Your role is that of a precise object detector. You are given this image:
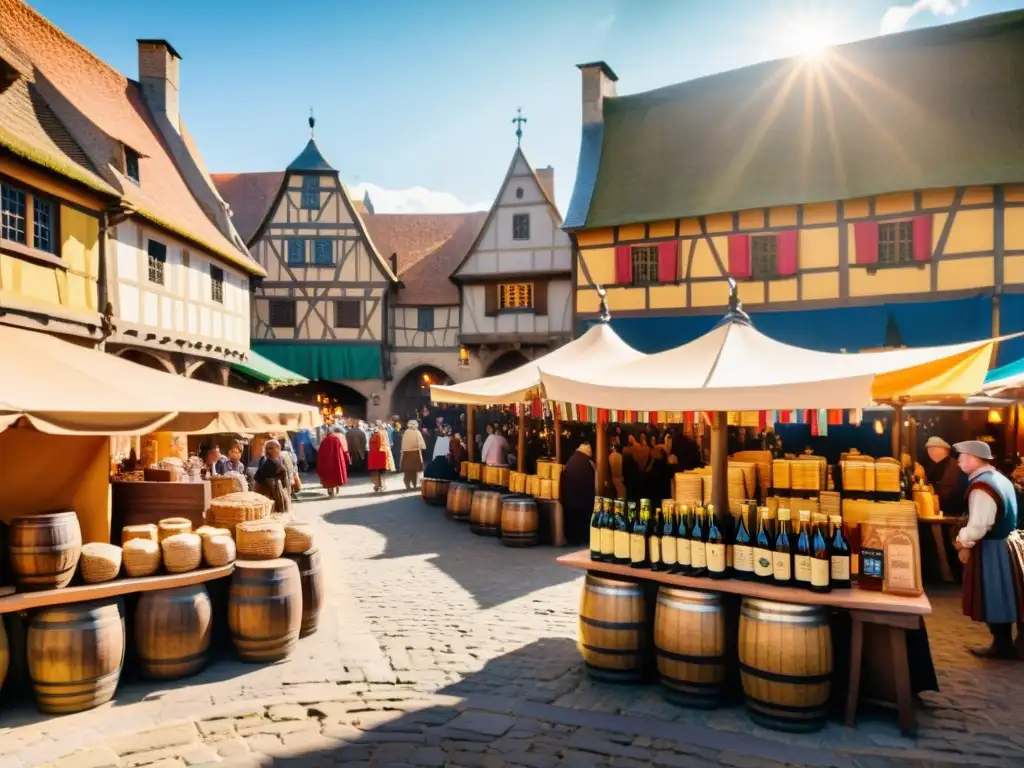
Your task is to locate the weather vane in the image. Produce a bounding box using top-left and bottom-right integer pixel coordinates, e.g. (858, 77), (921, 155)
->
(722, 276), (751, 326)
(309, 108), (315, 138)
(512, 108), (527, 147)
(595, 284), (611, 324)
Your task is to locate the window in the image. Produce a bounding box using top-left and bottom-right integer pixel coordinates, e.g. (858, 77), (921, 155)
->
(287, 238), (305, 266)
(313, 239), (333, 266)
(630, 246), (659, 284)
(750, 235), (777, 280)
(878, 221), (914, 266)
(147, 240), (166, 285)
(301, 176), (320, 210)
(417, 307), (434, 331)
(124, 147), (140, 183)
(499, 282), (532, 310)
(269, 299), (296, 328)
(512, 213), (530, 240)
(210, 265), (224, 304)
(1, 182), (27, 244)
(334, 299), (361, 328)
(32, 197), (55, 253)
(515, 187), (524, 199)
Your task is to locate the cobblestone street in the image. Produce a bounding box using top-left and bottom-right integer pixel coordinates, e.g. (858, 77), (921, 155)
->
(2, 476), (1024, 767)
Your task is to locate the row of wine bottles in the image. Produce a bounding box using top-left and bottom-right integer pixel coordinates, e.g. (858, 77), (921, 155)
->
(589, 497), (851, 593)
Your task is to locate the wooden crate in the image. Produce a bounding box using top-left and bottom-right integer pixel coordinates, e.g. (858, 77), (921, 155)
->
(111, 480), (211, 544)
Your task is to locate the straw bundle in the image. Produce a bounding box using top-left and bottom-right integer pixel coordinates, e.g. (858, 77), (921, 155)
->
(161, 533), (203, 573)
(842, 498), (917, 526)
(483, 466), (496, 485)
(538, 478), (554, 500)
(673, 473), (703, 505)
(202, 534), (236, 567)
(158, 517), (192, 542)
(122, 538), (161, 577)
(733, 451), (773, 495)
(235, 520), (286, 560)
(284, 521), (314, 554)
(121, 524), (158, 545)
(819, 491), (842, 519)
(536, 461), (552, 480)
(875, 461), (902, 494)
(841, 461), (875, 492)
(550, 464), (563, 487)
(467, 463), (482, 482)
(772, 460), (791, 489)
(80, 543), (122, 584)
(790, 460), (822, 491)
(526, 475), (540, 497)
(729, 462), (757, 499)
(206, 491), (273, 535)
(460, 461), (468, 478)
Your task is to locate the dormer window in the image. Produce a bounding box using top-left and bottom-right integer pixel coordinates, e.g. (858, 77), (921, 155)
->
(124, 146), (140, 183)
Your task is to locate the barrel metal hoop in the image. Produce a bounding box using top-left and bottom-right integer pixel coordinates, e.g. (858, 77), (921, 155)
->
(658, 671), (726, 689)
(31, 669), (121, 689)
(585, 584), (644, 598)
(744, 693), (829, 715)
(143, 649), (208, 665)
(738, 661), (832, 685)
(655, 648), (725, 665)
(657, 596), (720, 613)
(580, 615), (646, 631)
(740, 607), (827, 625)
(580, 643), (643, 657)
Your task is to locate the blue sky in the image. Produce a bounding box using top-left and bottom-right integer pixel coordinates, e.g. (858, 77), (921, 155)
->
(28, 0), (1024, 214)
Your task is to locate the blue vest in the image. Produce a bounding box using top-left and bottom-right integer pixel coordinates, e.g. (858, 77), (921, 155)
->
(969, 469), (1018, 540)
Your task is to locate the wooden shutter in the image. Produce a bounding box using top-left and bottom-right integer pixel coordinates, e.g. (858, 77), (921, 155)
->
(657, 240), (679, 283)
(614, 245), (632, 284)
(533, 279), (548, 315)
(727, 234), (751, 278)
(912, 215), (933, 261)
(853, 222), (880, 265)
(775, 230), (799, 276)
(484, 284), (499, 316)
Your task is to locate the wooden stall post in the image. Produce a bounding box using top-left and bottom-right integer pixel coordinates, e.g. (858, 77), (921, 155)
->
(467, 404), (476, 462)
(517, 409), (526, 473)
(891, 403), (903, 459)
(554, 413), (562, 464)
(596, 422), (608, 496)
(710, 412), (729, 515)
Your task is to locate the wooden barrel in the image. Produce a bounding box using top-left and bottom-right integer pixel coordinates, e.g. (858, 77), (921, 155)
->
(285, 548), (324, 637)
(28, 598), (125, 714)
(0, 618), (8, 696)
(469, 490), (503, 536)
(446, 482), (474, 522)
(8, 511), (82, 591)
(500, 496), (538, 547)
(421, 478), (450, 506)
(738, 598), (833, 732)
(228, 559), (302, 663)
(654, 587), (726, 708)
(134, 585), (212, 679)
(578, 574), (647, 683)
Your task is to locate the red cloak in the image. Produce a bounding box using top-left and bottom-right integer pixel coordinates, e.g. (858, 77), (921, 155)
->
(317, 432), (350, 489)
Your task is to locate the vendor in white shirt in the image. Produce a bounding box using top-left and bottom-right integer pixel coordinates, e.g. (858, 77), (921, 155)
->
(481, 423), (510, 467)
(953, 440), (1018, 659)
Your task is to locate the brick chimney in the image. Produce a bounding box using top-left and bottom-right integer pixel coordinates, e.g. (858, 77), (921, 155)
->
(535, 166), (555, 203)
(577, 61), (618, 126)
(138, 39), (181, 133)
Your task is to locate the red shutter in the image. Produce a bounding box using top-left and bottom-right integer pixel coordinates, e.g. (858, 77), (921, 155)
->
(776, 230), (799, 276)
(853, 222), (880, 265)
(614, 245), (632, 284)
(657, 240), (679, 283)
(727, 234), (751, 278)
(913, 214), (933, 262)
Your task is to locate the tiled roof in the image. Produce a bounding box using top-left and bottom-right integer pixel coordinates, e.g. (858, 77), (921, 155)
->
(210, 171), (284, 244)
(0, 0), (261, 275)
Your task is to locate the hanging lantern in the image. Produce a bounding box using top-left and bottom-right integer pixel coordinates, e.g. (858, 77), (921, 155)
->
(458, 346), (470, 367)
(873, 419), (884, 435)
(989, 409), (1003, 424)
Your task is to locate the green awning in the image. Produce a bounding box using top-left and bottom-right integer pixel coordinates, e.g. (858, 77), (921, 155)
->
(250, 343), (382, 381)
(233, 350), (309, 387)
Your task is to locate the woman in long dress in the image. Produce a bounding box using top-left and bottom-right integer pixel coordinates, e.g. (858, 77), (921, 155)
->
(400, 419), (427, 490)
(368, 422), (392, 492)
(254, 439), (292, 514)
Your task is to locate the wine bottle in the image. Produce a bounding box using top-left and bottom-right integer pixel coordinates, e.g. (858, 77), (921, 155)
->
(773, 507), (793, 585)
(810, 521), (832, 593)
(661, 503), (678, 572)
(830, 514), (851, 589)
(690, 505), (708, 577)
(732, 504), (755, 581)
(674, 504), (691, 574)
(707, 506), (727, 579)
(753, 506), (774, 583)
(630, 500), (650, 569)
(613, 500), (630, 565)
(650, 507), (664, 571)
(589, 497), (604, 561)
(599, 497), (615, 562)
(794, 509), (812, 588)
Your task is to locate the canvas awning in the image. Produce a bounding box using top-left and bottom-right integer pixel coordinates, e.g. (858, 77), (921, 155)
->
(232, 350), (308, 388)
(539, 306), (1002, 412)
(0, 325), (321, 436)
(429, 323), (644, 406)
(982, 356), (1024, 394)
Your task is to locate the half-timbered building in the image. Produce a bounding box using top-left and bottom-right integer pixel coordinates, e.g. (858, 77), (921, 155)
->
(565, 11), (1024, 364)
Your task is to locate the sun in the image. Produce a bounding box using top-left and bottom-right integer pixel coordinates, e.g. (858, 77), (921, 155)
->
(789, 17), (835, 59)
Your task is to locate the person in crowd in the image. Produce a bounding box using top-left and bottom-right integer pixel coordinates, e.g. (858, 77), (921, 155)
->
(924, 436), (968, 517)
(481, 423), (511, 467)
(401, 418), (428, 490)
(608, 436), (625, 499)
(560, 442), (596, 546)
(647, 445), (673, 502)
(317, 425), (350, 498)
(432, 426), (451, 463)
(205, 445), (229, 476)
(223, 442), (247, 475)
(293, 429), (316, 472)
(346, 419), (367, 473)
(390, 415), (403, 470)
(254, 439), (292, 514)
(368, 421), (391, 493)
(954, 440), (1019, 659)
(280, 439), (302, 495)
(449, 434), (466, 469)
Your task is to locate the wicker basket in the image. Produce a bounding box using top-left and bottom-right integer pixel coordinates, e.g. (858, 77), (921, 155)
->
(772, 460), (791, 489)
(819, 491), (842, 519)
(875, 462), (902, 494)
(196, 525), (232, 540)
(203, 534), (236, 567)
(733, 451), (773, 496)
(80, 543), (122, 583)
(158, 517), (192, 542)
(206, 491), (273, 535)
(673, 473), (703, 505)
(284, 521), (314, 554)
(235, 520), (286, 560)
(161, 533), (203, 573)
(121, 523), (158, 545)
(122, 538), (161, 577)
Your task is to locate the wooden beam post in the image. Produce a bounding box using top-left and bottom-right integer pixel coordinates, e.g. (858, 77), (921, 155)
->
(710, 412), (728, 515)
(891, 403), (903, 459)
(466, 404), (476, 462)
(596, 422), (608, 496)
(554, 413), (562, 464)
(517, 409), (526, 473)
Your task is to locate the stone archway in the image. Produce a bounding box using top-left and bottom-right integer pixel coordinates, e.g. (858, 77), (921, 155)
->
(485, 350), (529, 377)
(269, 381), (369, 422)
(390, 365), (454, 423)
(115, 347), (176, 375)
(185, 359), (229, 386)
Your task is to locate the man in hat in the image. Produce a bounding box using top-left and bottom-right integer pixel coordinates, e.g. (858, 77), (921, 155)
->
(954, 440), (1018, 658)
(925, 436), (967, 518)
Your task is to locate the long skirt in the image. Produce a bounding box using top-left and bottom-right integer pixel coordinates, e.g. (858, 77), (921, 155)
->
(255, 478), (291, 515)
(962, 537), (1018, 624)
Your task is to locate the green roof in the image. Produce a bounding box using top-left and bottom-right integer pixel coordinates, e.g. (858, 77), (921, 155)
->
(569, 10), (1024, 229)
(232, 350), (309, 387)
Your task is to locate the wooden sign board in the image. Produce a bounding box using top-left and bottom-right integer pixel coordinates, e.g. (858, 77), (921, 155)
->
(861, 516), (923, 597)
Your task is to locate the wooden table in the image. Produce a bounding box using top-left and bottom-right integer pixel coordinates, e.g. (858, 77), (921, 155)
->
(556, 549), (932, 735)
(918, 514), (960, 583)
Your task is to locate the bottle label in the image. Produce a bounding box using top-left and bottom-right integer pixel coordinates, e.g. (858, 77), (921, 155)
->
(733, 545), (754, 573)
(614, 531), (630, 561)
(677, 537), (691, 566)
(831, 555), (851, 582)
(795, 554), (812, 582)
(661, 537), (677, 565)
(650, 537), (661, 564)
(600, 529), (615, 556)
(753, 548), (773, 577)
(691, 541), (706, 569)
(590, 527), (601, 553)
(773, 552), (791, 581)
(630, 533), (646, 563)
(810, 558), (829, 588)
(706, 543), (726, 572)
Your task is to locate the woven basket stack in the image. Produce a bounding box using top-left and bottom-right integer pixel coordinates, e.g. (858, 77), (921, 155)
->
(161, 533), (202, 573)
(123, 538), (161, 577)
(672, 473), (704, 505)
(206, 492), (273, 536)
(80, 543), (122, 584)
(121, 524), (158, 545)
(790, 459), (823, 491)
(202, 534), (236, 567)
(874, 460), (902, 494)
(841, 460), (875, 492)
(284, 521), (314, 555)
(732, 451), (773, 497)
(157, 517), (192, 542)
(235, 520), (286, 559)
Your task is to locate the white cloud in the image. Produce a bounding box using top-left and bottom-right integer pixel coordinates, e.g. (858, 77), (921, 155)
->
(351, 182), (489, 214)
(880, 0), (968, 34)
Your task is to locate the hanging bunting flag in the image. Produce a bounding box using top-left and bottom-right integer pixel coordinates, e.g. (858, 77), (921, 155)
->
(817, 409), (829, 437)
